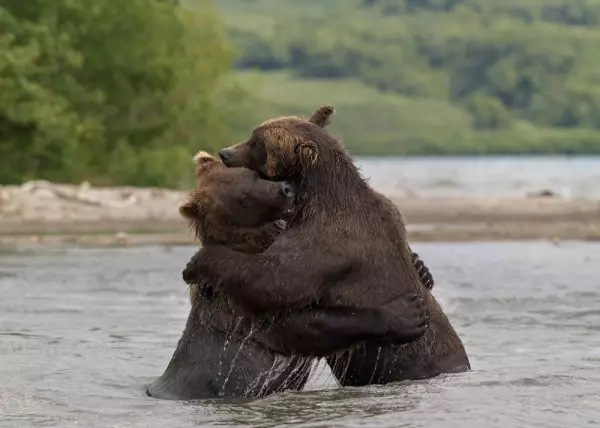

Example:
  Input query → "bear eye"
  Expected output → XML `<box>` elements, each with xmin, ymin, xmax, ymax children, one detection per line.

<box><xmin>249</xmin><ymin>136</ymin><xmax>266</xmax><ymax>150</ymax></box>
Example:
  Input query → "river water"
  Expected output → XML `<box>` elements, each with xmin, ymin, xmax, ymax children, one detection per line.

<box><xmin>2</xmin><ymin>241</ymin><xmax>599</xmax><ymax>428</ymax></box>
<box><xmin>355</xmin><ymin>155</ymin><xmax>600</xmax><ymax>199</ymax></box>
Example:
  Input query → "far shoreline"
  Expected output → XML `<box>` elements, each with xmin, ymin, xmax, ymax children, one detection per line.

<box><xmin>1</xmin><ymin>223</ymin><xmax>599</xmax><ymax>252</ymax></box>
<box><xmin>2</xmin><ymin>191</ymin><xmax>599</xmax><ymax>250</ymax></box>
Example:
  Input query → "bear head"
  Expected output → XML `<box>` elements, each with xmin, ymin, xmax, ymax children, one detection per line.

<box><xmin>217</xmin><ymin>105</ymin><xmax>340</xmax><ymax>182</ymax></box>
<box><xmin>179</xmin><ymin>151</ymin><xmax>296</xmax><ymax>234</ymax></box>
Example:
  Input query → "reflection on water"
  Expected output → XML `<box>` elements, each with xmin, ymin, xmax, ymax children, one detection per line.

<box><xmin>1</xmin><ymin>242</ymin><xmax>600</xmax><ymax>427</ymax></box>
<box><xmin>355</xmin><ymin>156</ymin><xmax>600</xmax><ymax>199</ymax></box>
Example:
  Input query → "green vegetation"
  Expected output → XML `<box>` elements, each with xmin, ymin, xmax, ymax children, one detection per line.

<box><xmin>0</xmin><ymin>0</ymin><xmax>258</xmax><ymax>186</ymax></box>
<box><xmin>3</xmin><ymin>0</ymin><xmax>600</xmax><ymax>187</ymax></box>
<box><xmin>219</xmin><ymin>0</ymin><xmax>600</xmax><ymax>155</ymax></box>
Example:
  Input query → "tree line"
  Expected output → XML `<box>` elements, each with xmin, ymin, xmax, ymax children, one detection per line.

<box><xmin>3</xmin><ymin>0</ymin><xmax>600</xmax><ymax>186</ymax></box>
<box><xmin>224</xmin><ymin>0</ymin><xmax>600</xmax><ymax>155</ymax></box>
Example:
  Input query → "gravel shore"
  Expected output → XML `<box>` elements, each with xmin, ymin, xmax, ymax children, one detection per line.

<box><xmin>1</xmin><ymin>181</ymin><xmax>599</xmax><ymax>249</ymax></box>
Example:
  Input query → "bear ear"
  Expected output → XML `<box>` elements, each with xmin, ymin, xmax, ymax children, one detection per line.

<box><xmin>295</xmin><ymin>141</ymin><xmax>318</xmax><ymax>167</ymax></box>
<box><xmin>179</xmin><ymin>200</ymin><xmax>200</xmax><ymax>220</ymax></box>
<box><xmin>308</xmin><ymin>105</ymin><xmax>335</xmax><ymax>128</ymax></box>
<box><xmin>193</xmin><ymin>151</ymin><xmax>219</xmax><ymax>174</ymax></box>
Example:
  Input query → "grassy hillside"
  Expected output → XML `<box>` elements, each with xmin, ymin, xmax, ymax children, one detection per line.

<box><xmin>216</xmin><ymin>0</ymin><xmax>600</xmax><ymax>155</ymax></box>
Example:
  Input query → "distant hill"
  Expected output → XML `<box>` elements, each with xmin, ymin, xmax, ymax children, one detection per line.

<box><xmin>215</xmin><ymin>0</ymin><xmax>600</xmax><ymax>155</ymax></box>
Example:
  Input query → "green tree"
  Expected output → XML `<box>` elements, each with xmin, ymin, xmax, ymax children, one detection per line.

<box><xmin>0</xmin><ymin>0</ymin><xmax>256</xmax><ymax>186</ymax></box>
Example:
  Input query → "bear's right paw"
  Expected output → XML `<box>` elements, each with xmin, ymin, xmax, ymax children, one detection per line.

<box><xmin>381</xmin><ymin>293</ymin><xmax>429</xmax><ymax>344</ymax></box>
<box><xmin>182</xmin><ymin>251</ymin><xmax>203</xmax><ymax>284</ymax></box>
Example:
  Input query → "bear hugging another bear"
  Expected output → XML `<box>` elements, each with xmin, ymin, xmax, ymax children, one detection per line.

<box><xmin>147</xmin><ymin>145</ymin><xmax>435</xmax><ymax>401</ymax></box>
<box><xmin>184</xmin><ymin>105</ymin><xmax>470</xmax><ymax>387</ymax></box>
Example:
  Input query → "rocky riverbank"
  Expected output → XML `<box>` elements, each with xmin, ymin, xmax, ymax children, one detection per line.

<box><xmin>1</xmin><ymin>181</ymin><xmax>600</xmax><ymax>249</ymax></box>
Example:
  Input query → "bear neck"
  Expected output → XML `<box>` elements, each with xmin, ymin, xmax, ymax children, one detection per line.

<box><xmin>292</xmin><ymin>149</ymin><xmax>371</xmax><ymax>222</ymax></box>
<box><xmin>290</xmin><ymin>146</ymin><xmax>423</xmax><ymax>290</ymax></box>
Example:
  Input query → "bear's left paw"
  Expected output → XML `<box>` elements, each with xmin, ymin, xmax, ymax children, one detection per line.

<box><xmin>412</xmin><ymin>252</ymin><xmax>435</xmax><ymax>290</ymax></box>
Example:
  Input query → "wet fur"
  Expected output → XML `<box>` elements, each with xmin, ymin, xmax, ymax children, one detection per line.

<box><xmin>148</xmin><ymin>153</ymin><xmax>312</xmax><ymax>400</ymax></box>
<box><xmin>150</xmin><ymin>151</ymin><xmax>437</xmax><ymax>399</ymax></box>
<box><xmin>192</xmin><ymin>107</ymin><xmax>470</xmax><ymax>385</ymax></box>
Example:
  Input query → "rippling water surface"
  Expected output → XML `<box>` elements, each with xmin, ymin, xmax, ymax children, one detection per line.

<box><xmin>1</xmin><ymin>242</ymin><xmax>599</xmax><ymax>427</ymax></box>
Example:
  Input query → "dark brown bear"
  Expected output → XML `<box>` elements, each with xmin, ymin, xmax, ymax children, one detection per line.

<box><xmin>148</xmin><ymin>152</ymin><xmax>430</xmax><ymax>400</ymax></box>
<box><xmin>185</xmin><ymin>107</ymin><xmax>470</xmax><ymax>386</ymax></box>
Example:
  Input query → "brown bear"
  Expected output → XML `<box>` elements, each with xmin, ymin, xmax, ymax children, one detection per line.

<box><xmin>184</xmin><ymin>106</ymin><xmax>470</xmax><ymax>386</ymax></box>
<box><xmin>147</xmin><ymin>152</ymin><xmax>431</xmax><ymax>400</ymax></box>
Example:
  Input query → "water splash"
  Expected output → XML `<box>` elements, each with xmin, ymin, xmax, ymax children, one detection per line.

<box><xmin>276</xmin><ymin>357</ymin><xmax>312</xmax><ymax>393</ymax></box>
<box><xmin>251</xmin><ymin>357</ymin><xmax>282</xmax><ymax>398</ymax></box>
<box><xmin>217</xmin><ymin>317</ymin><xmax>243</xmax><ymax>379</ymax></box>
<box><xmin>339</xmin><ymin>348</ymin><xmax>354</xmax><ymax>382</ymax></box>
<box><xmin>368</xmin><ymin>346</ymin><xmax>382</xmax><ymax>384</ymax></box>
<box><xmin>219</xmin><ymin>323</ymin><xmax>255</xmax><ymax>396</ymax></box>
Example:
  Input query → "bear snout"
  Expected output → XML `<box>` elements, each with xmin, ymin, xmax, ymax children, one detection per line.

<box><xmin>280</xmin><ymin>182</ymin><xmax>294</xmax><ymax>199</ymax></box>
<box><xmin>218</xmin><ymin>148</ymin><xmax>232</xmax><ymax>165</ymax></box>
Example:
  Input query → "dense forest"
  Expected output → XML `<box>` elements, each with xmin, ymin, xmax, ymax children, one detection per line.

<box><xmin>2</xmin><ymin>0</ymin><xmax>600</xmax><ymax>186</ymax></box>
<box><xmin>218</xmin><ymin>0</ymin><xmax>600</xmax><ymax>155</ymax></box>
<box><xmin>0</xmin><ymin>0</ymin><xmax>258</xmax><ymax>186</ymax></box>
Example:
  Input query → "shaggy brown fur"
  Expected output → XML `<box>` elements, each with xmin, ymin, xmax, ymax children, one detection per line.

<box><xmin>149</xmin><ymin>151</ymin><xmax>432</xmax><ymax>400</ymax></box>
<box><xmin>179</xmin><ymin>151</ymin><xmax>293</xmax><ymax>303</ymax></box>
<box><xmin>148</xmin><ymin>152</ymin><xmax>311</xmax><ymax>400</ymax></box>
<box><xmin>180</xmin><ymin>151</ymin><xmax>430</xmax><ymax>355</ymax></box>
<box><xmin>187</xmin><ymin>107</ymin><xmax>470</xmax><ymax>385</ymax></box>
